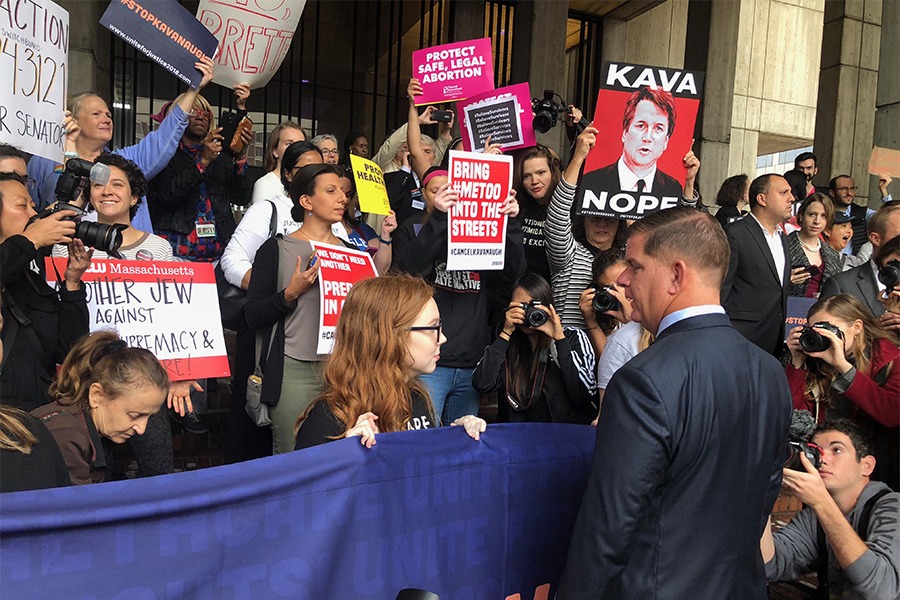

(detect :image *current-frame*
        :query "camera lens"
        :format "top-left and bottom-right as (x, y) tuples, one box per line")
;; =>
(524, 304), (549, 328)
(533, 110), (555, 134)
(798, 327), (830, 353)
(592, 288), (621, 314)
(785, 441), (822, 471)
(75, 221), (124, 255)
(879, 261), (900, 290)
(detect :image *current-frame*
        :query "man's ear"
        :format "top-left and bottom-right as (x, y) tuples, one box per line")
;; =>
(860, 454), (876, 478)
(669, 259), (687, 294)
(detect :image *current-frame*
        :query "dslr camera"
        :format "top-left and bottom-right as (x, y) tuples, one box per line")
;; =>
(592, 286), (621, 314)
(531, 90), (567, 134)
(27, 158), (127, 257)
(878, 259), (900, 291)
(798, 321), (844, 353)
(521, 301), (549, 328)
(784, 409), (823, 471)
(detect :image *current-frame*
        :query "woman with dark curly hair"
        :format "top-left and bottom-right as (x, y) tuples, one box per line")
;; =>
(714, 174), (749, 227)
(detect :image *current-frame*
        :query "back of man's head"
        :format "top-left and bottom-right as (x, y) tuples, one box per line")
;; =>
(749, 173), (777, 209)
(867, 201), (900, 248)
(815, 418), (875, 462)
(627, 206), (730, 285)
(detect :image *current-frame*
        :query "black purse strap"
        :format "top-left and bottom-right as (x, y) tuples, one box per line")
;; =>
(266, 200), (278, 238)
(254, 235), (283, 374)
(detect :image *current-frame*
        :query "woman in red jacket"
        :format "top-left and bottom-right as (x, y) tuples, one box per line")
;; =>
(785, 293), (899, 488)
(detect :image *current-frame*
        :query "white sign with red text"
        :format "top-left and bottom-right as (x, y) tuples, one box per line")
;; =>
(447, 151), (511, 271)
(311, 243), (378, 354)
(197, 0), (305, 89)
(46, 258), (230, 381)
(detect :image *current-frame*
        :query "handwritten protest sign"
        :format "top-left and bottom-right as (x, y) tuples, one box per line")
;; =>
(197, 0), (304, 89)
(447, 150), (512, 271)
(868, 146), (900, 179)
(46, 258), (230, 381)
(576, 62), (705, 220)
(100, 0), (219, 88)
(412, 38), (494, 105)
(459, 83), (535, 153)
(0, 0), (68, 162)
(311, 243), (377, 354)
(349, 154), (390, 216)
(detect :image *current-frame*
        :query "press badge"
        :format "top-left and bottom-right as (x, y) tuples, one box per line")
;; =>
(411, 188), (425, 211)
(195, 222), (216, 238)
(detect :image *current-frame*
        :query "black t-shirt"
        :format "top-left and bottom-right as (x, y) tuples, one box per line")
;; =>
(518, 197), (550, 282)
(0, 411), (72, 493)
(294, 391), (435, 450)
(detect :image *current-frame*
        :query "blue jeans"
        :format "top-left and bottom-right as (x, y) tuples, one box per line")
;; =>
(419, 366), (480, 426)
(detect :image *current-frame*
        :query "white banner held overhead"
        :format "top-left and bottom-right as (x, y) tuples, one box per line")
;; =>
(196, 0), (305, 89)
(0, 0), (69, 161)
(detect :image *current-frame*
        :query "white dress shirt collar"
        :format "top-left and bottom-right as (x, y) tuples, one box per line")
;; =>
(657, 305), (726, 336)
(617, 157), (657, 193)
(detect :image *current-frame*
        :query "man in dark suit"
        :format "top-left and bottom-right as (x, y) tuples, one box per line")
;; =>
(581, 86), (684, 201)
(721, 173), (794, 356)
(820, 202), (900, 325)
(557, 207), (791, 599)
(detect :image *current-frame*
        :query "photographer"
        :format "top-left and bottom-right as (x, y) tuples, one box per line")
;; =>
(874, 235), (900, 337)
(472, 273), (597, 424)
(785, 294), (899, 488)
(762, 419), (899, 599)
(0, 172), (91, 411)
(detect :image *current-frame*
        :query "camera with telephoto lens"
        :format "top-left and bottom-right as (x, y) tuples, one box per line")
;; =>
(522, 301), (549, 328)
(592, 285), (621, 314)
(784, 409), (823, 471)
(798, 321), (844, 353)
(879, 259), (900, 291)
(531, 90), (567, 134)
(27, 158), (127, 257)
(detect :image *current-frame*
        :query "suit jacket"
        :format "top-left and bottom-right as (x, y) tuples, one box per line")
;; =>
(557, 313), (792, 599)
(819, 260), (884, 318)
(786, 231), (843, 297)
(721, 216), (791, 355)
(583, 161), (683, 200)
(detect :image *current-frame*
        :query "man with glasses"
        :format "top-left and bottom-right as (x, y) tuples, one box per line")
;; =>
(829, 174), (893, 256)
(311, 134), (340, 165)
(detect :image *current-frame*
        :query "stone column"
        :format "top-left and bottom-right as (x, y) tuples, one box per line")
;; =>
(814, 0), (882, 203)
(871, 0), (899, 199)
(58, 0), (110, 98)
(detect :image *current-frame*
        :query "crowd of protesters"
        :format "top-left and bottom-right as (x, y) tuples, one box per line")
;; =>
(1, 49), (898, 598)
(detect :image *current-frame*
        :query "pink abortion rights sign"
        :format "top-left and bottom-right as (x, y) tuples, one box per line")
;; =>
(412, 38), (495, 105)
(459, 83), (536, 153)
(311, 243), (378, 354)
(447, 150), (512, 271)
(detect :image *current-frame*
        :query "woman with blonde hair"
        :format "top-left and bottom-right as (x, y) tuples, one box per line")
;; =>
(294, 274), (486, 450)
(785, 293), (899, 486)
(31, 331), (170, 485)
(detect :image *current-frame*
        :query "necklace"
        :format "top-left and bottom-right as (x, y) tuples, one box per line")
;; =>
(799, 236), (821, 252)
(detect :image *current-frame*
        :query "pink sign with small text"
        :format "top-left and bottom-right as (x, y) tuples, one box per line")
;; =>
(459, 82), (536, 153)
(412, 38), (495, 105)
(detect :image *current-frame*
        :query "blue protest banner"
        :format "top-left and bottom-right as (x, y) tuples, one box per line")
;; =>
(100, 0), (219, 88)
(785, 296), (817, 340)
(0, 423), (595, 599)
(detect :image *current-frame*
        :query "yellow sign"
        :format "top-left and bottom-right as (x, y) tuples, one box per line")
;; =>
(349, 155), (391, 215)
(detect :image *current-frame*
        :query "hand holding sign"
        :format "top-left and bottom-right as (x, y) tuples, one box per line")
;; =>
(380, 211), (398, 240)
(433, 182), (461, 213)
(500, 189), (519, 218)
(573, 125), (598, 162)
(234, 83), (250, 110)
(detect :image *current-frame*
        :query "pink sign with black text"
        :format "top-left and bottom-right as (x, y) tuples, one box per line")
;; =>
(412, 38), (495, 105)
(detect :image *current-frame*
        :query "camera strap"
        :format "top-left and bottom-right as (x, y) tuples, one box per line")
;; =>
(814, 488), (891, 595)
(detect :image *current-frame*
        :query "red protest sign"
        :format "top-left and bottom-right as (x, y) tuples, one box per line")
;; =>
(312, 243), (378, 353)
(447, 150), (512, 270)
